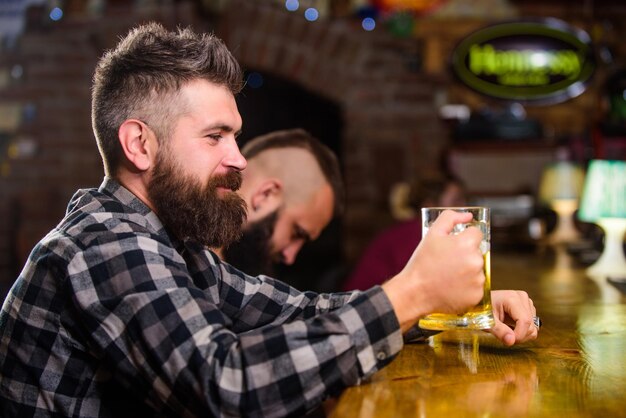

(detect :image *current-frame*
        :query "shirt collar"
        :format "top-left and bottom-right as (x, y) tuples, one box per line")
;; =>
(98, 176), (168, 238)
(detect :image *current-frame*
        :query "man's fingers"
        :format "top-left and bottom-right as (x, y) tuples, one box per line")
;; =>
(509, 291), (535, 342)
(489, 290), (539, 345)
(426, 210), (473, 236)
(514, 316), (535, 342)
(489, 321), (516, 346)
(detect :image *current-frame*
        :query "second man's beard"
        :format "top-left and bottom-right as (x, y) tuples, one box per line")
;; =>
(222, 210), (280, 277)
(147, 150), (247, 249)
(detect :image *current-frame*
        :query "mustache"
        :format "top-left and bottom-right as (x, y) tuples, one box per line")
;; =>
(208, 171), (243, 191)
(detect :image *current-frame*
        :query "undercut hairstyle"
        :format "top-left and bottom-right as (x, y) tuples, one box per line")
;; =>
(241, 129), (345, 217)
(91, 22), (244, 176)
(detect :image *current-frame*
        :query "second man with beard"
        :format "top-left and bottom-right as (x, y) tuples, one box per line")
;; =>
(215, 128), (343, 279)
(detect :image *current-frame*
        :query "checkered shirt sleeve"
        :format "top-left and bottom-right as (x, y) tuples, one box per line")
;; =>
(0, 178), (404, 417)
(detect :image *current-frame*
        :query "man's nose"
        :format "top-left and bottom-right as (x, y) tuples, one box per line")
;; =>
(281, 241), (305, 265)
(224, 139), (247, 171)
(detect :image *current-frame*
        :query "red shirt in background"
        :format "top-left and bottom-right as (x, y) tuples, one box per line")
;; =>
(343, 218), (422, 291)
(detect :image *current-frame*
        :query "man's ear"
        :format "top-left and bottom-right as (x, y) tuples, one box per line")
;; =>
(250, 179), (283, 217)
(118, 119), (154, 172)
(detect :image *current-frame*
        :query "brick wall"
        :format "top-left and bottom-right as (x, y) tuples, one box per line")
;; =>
(0, 2), (200, 290)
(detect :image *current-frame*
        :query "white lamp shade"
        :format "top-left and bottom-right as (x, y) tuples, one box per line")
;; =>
(539, 161), (585, 204)
(538, 161), (585, 244)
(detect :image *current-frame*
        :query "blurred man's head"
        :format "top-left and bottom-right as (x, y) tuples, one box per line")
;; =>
(409, 174), (466, 209)
(390, 173), (467, 221)
(221, 129), (343, 275)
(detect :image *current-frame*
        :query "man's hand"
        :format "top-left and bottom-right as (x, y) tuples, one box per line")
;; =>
(382, 210), (485, 332)
(488, 290), (539, 346)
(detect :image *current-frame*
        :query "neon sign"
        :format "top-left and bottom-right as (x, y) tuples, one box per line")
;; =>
(451, 19), (596, 104)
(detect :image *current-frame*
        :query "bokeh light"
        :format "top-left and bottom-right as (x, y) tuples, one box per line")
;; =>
(49, 7), (63, 21)
(285, 0), (299, 12)
(10, 65), (23, 80)
(304, 8), (319, 22)
(362, 17), (376, 31)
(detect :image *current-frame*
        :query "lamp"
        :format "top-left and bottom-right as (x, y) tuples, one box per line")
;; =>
(577, 160), (626, 281)
(538, 161), (585, 245)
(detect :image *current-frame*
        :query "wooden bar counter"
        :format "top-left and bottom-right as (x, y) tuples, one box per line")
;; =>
(330, 248), (626, 417)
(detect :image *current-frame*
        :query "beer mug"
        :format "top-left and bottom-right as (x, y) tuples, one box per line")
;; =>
(418, 207), (496, 331)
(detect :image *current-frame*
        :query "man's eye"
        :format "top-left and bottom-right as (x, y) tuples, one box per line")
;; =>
(208, 134), (222, 141)
(293, 227), (310, 241)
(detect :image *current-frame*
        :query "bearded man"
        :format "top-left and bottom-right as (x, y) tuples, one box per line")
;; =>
(0, 23), (540, 418)
(217, 128), (342, 280)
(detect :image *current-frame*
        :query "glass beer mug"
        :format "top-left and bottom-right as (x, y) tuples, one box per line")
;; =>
(418, 207), (496, 331)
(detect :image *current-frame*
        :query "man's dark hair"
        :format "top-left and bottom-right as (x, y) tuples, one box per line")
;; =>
(407, 173), (465, 210)
(241, 129), (345, 216)
(91, 22), (243, 176)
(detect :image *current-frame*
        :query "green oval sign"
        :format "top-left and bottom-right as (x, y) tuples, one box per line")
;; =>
(451, 18), (596, 105)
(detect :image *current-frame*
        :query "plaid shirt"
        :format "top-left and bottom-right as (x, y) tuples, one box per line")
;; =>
(0, 177), (403, 418)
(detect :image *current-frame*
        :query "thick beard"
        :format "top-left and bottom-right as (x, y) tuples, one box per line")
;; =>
(222, 210), (279, 276)
(147, 151), (247, 248)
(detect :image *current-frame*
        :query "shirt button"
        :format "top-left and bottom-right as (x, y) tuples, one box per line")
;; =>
(376, 351), (387, 360)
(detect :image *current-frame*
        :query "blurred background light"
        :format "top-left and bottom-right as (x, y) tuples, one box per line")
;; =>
(362, 17), (376, 31)
(10, 65), (23, 80)
(285, 0), (299, 12)
(49, 7), (63, 21)
(304, 7), (318, 22)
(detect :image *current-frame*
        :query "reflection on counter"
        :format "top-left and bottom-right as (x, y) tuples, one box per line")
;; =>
(578, 304), (626, 403)
(345, 333), (540, 418)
